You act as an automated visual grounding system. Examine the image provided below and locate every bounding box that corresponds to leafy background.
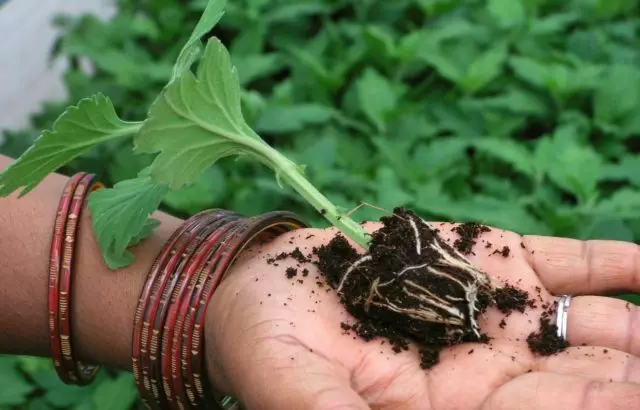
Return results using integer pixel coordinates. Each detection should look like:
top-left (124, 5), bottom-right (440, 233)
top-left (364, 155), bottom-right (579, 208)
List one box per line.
top-left (1, 0), bottom-right (639, 408)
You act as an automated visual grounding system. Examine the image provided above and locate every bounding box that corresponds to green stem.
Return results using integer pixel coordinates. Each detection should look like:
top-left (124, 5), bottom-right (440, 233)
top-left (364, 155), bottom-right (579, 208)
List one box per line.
top-left (249, 139), bottom-right (370, 250)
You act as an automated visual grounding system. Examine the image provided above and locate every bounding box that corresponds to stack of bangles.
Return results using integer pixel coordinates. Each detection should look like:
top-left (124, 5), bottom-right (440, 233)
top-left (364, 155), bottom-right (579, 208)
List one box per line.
top-left (48, 173), bottom-right (307, 409)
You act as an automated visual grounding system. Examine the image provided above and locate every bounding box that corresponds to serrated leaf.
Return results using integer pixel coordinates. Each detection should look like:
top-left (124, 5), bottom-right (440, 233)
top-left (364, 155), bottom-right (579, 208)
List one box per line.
top-left (356, 68), bottom-right (398, 133)
top-left (135, 38), bottom-right (262, 190)
top-left (88, 173), bottom-right (168, 269)
top-left (0, 94), bottom-right (141, 197)
top-left (92, 374), bottom-right (137, 410)
top-left (172, 0), bottom-right (226, 81)
top-left (255, 104), bottom-right (335, 133)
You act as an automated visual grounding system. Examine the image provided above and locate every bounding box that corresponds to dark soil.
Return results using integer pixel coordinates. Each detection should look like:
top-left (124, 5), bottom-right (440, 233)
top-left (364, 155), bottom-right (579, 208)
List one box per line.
top-left (452, 222), bottom-right (491, 255)
top-left (280, 207), bottom-right (569, 367)
top-left (527, 304), bottom-right (569, 355)
top-left (315, 208), bottom-right (494, 367)
top-left (494, 284), bottom-right (529, 315)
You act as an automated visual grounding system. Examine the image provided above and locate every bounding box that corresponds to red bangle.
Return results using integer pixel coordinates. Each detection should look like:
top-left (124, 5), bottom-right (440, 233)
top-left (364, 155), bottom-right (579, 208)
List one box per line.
top-left (133, 208), bottom-right (306, 409)
top-left (49, 173), bottom-right (85, 384)
top-left (134, 211), bottom-right (214, 408)
top-left (182, 211), bottom-right (306, 407)
top-left (164, 216), bottom-right (240, 408)
top-left (153, 212), bottom-right (238, 408)
top-left (133, 210), bottom-right (237, 409)
top-left (173, 218), bottom-right (243, 408)
top-left (49, 172), bottom-right (103, 385)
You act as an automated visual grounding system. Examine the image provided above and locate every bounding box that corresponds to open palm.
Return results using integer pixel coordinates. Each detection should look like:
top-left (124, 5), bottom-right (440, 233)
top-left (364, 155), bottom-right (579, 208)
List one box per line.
top-left (206, 222), bottom-right (640, 410)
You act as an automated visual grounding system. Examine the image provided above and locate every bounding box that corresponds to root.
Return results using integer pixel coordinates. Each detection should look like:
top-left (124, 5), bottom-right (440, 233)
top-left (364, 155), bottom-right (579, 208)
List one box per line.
top-left (337, 254), bottom-right (372, 294)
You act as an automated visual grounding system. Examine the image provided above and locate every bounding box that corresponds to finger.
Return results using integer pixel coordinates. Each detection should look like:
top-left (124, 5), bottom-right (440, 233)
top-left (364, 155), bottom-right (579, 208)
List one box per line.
top-left (537, 346), bottom-right (640, 384)
top-left (563, 296), bottom-right (640, 357)
top-left (522, 235), bottom-right (640, 295)
top-left (481, 372), bottom-right (640, 410)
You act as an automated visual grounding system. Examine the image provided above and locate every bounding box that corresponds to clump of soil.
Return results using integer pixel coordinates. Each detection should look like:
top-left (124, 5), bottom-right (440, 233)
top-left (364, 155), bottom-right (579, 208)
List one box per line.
top-left (289, 207), bottom-right (568, 368)
top-left (494, 284), bottom-right (529, 315)
top-left (492, 246), bottom-right (511, 257)
top-left (452, 222), bottom-right (491, 255)
top-left (527, 303), bottom-right (569, 355)
top-left (315, 208), bottom-right (494, 367)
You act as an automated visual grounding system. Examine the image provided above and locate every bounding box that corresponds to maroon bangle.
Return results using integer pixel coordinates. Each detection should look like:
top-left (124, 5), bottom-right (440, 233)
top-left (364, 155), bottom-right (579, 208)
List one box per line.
top-left (164, 215), bottom-right (240, 408)
top-left (49, 172), bottom-right (85, 384)
top-left (147, 212), bottom-right (222, 407)
top-left (58, 174), bottom-right (103, 385)
top-left (134, 210), bottom-right (236, 409)
top-left (49, 172), bottom-right (103, 386)
top-left (132, 212), bottom-right (201, 408)
top-left (173, 219), bottom-right (243, 408)
top-left (154, 212), bottom-right (238, 408)
top-left (183, 211), bottom-right (306, 407)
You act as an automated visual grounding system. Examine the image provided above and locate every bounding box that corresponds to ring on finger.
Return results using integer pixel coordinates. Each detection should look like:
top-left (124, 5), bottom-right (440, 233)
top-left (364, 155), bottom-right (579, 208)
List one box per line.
top-left (555, 295), bottom-right (573, 340)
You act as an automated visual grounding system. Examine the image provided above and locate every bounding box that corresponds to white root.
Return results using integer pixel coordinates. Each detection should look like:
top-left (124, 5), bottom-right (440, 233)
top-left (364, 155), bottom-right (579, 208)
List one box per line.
top-left (337, 255), bottom-right (372, 294)
top-left (408, 215), bottom-right (422, 255)
top-left (396, 263), bottom-right (428, 278)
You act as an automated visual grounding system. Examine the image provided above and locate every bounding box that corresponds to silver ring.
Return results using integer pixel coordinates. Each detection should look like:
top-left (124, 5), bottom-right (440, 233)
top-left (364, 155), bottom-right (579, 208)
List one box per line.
top-left (555, 295), bottom-right (572, 340)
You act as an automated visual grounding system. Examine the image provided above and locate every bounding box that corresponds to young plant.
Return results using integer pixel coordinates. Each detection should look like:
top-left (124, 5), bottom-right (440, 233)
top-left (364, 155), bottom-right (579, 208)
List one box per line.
top-left (0, 0), bottom-right (493, 352)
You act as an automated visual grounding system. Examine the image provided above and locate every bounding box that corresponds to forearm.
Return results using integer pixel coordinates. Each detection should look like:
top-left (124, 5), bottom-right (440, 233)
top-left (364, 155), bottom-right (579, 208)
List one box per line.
top-left (0, 154), bottom-right (183, 370)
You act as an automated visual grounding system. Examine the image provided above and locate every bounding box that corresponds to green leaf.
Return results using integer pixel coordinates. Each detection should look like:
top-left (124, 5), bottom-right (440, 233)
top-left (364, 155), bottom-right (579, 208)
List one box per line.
top-left (255, 104), bottom-right (335, 133)
top-left (0, 357), bottom-right (34, 406)
top-left (414, 184), bottom-right (546, 234)
top-left (591, 189), bottom-right (640, 219)
top-left (580, 218), bottom-right (635, 241)
top-left (488, 0), bottom-right (527, 28)
top-left (355, 68), bottom-right (399, 133)
top-left (30, 368), bottom-right (92, 407)
top-left (600, 156), bottom-right (640, 186)
top-left (92, 374), bottom-right (138, 410)
top-left (472, 138), bottom-right (535, 176)
top-left (460, 43), bottom-right (508, 92)
top-left (375, 166), bottom-right (414, 210)
top-left (88, 172), bottom-right (169, 269)
top-left (545, 132), bottom-right (602, 204)
top-left (163, 167), bottom-right (226, 214)
top-left (593, 64), bottom-right (640, 138)
top-left (0, 94), bottom-right (141, 197)
top-left (233, 53), bottom-right (284, 85)
top-left (172, 0), bottom-right (227, 80)
top-left (135, 38), bottom-right (261, 190)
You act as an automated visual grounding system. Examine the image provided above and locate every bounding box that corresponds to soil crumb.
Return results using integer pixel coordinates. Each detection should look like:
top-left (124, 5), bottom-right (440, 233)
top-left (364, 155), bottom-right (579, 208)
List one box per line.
top-left (452, 222), bottom-right (491, 255)
top-left (285, 267), bottom-right (297, 279)
top-left (492, 246), bottom-right (510, 257)
top-left (494, 284), bottom-right (529, 315)
top-left (526, 305), bottom-right (569, 355)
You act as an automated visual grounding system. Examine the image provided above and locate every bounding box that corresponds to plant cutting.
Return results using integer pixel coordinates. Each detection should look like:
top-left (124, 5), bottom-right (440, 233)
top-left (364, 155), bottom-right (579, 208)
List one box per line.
top-left (0, 0), bottom-right (561, 365)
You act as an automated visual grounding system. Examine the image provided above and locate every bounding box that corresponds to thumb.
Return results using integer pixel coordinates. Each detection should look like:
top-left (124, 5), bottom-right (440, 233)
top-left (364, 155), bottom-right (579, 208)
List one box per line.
top-left (220, 342), bottom-right (369, 410)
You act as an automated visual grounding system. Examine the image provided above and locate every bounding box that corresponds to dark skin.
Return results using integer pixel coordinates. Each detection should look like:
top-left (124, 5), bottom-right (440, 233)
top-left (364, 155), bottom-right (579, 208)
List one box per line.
top-left (0, 154), bottom-right (638, 409)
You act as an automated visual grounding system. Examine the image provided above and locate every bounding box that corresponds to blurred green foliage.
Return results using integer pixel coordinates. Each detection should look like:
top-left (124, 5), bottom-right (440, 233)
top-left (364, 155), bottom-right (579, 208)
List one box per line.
top-left (1, 0), bottom-right (639, 407)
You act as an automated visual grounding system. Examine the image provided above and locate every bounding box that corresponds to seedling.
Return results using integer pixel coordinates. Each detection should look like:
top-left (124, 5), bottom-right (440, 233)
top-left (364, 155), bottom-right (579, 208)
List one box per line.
top-left (0, 0), bottom-right (495, 357)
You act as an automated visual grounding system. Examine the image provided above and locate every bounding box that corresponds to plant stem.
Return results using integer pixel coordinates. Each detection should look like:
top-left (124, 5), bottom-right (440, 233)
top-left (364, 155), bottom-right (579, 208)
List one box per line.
top-left (252, 140), bottom-right (371, 250)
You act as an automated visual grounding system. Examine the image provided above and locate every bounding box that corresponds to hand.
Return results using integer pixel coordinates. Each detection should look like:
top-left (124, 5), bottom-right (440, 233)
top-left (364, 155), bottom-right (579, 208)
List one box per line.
top-left (204, 223), bottom-right (640, 409)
